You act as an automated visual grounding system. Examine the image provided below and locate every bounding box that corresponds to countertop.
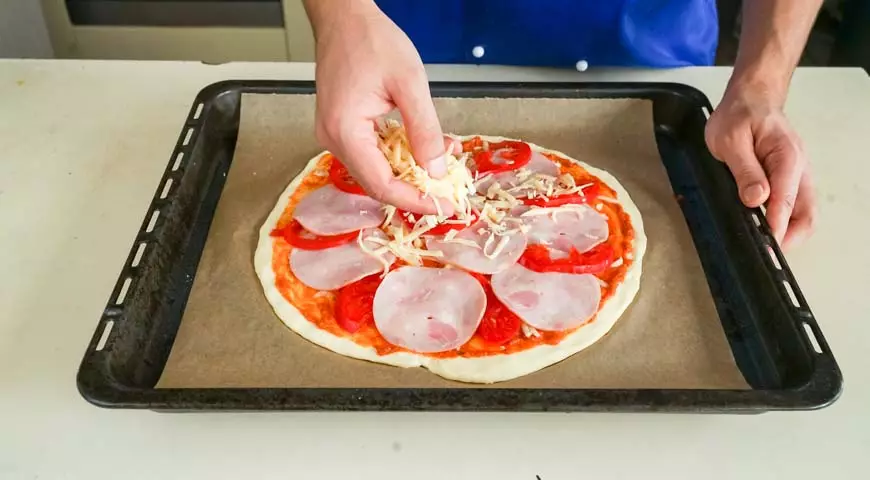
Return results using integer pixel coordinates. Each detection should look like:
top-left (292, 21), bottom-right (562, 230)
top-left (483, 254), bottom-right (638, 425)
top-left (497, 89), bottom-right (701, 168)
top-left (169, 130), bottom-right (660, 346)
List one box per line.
top-left (1, 60), bottom-right (868, 479)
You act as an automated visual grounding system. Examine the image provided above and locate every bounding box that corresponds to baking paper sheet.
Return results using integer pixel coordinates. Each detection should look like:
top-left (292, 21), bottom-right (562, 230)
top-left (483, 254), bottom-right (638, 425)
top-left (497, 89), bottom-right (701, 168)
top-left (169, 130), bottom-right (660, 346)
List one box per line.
top-left (156, 93), bottom-right (748, 389)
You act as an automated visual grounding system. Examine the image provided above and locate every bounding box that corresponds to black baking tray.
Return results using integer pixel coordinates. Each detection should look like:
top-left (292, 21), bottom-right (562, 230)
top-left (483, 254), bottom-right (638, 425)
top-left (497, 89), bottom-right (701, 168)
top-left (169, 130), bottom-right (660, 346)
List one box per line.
top-left (77, 80), bottom-right (842, 412)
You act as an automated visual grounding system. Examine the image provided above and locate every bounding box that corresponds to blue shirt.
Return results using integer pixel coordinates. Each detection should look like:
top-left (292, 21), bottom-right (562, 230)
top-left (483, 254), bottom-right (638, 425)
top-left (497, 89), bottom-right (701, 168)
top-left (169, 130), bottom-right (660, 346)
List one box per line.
top-left (375, 0), bottom-right (719, 68)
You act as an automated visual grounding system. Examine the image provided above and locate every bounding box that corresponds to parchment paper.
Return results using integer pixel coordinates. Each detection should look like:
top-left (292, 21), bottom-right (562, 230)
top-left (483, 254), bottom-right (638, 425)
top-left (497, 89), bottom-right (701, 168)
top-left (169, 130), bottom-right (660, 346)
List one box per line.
top-left (156, 94), bottom-right (748, 389)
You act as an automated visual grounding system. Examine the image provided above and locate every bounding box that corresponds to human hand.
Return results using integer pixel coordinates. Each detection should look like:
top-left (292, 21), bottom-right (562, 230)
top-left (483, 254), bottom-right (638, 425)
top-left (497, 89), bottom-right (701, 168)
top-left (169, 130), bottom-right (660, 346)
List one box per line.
top-left (307, 0), bottom-right (453, 214)
top-left (705, 84), bottom-right (816, 250)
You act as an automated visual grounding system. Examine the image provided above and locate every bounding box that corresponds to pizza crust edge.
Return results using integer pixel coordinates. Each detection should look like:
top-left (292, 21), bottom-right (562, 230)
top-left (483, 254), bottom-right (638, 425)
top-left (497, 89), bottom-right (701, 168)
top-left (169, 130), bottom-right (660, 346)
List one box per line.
top-left (254, 136), bottom-right (647, 384)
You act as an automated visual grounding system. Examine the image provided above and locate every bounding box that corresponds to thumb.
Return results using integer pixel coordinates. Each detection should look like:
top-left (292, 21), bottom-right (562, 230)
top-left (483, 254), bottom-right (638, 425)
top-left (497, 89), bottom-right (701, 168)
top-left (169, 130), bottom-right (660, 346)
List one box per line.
top-left (707, 127), bottom-right (770, 207)
top-left (389, 73), bottom-right (448, 178)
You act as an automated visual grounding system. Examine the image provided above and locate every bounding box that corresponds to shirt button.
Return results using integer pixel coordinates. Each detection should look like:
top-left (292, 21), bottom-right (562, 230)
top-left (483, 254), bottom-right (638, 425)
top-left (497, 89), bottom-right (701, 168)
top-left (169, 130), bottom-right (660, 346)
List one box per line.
top-left (575, 60), bottom-right (589, 72)
top-left (472, 45), bottom-right (485, 59)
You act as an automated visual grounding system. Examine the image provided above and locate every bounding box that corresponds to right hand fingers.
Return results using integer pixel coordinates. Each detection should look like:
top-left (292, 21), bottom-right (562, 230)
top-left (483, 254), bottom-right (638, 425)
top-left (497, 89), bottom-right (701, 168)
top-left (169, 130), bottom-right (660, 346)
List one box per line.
top-left (388, 69), bottom-right (448, 179)
top-left (706, 122), bottom-right (770, 208)
top-left (351, 142), bottom-right (455, 216)
top-left (782, 169), bottom-right (817, 251)
top-left (324, 122), bottom-right (454, 216)
top-left (760, 132), bottom-right (804, 244)
top-left (444, 135), bottom-right (461, 156)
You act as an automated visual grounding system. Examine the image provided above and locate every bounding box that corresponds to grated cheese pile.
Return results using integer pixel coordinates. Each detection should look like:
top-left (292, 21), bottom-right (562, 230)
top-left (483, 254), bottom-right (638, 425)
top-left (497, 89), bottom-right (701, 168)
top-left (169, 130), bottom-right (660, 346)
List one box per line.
top-left (376, 119), bottom-right (476, 219)
top-left (355, 131), bottom-right (615, 273)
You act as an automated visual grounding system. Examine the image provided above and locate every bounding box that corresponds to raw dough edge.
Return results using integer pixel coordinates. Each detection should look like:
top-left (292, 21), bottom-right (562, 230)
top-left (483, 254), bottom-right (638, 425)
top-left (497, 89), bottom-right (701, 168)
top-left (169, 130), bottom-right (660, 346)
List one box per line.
top-left (254, 136), bottom-right (647, 383)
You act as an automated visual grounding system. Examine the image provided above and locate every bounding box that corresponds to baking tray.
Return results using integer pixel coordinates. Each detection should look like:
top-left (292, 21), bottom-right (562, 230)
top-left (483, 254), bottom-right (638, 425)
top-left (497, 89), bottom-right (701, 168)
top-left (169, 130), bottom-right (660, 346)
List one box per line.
top-left (76, 80), bottom-right (843, 412)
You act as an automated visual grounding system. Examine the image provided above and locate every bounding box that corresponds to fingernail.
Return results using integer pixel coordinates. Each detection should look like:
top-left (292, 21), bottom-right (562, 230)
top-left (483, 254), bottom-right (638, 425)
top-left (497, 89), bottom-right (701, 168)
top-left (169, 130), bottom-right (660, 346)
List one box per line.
top-left (445, 136), bottom-right (461, 155)
top-left (426, 154), bottom-right (448, 178)
top-left (433, 197), bottom-right (455, 216)
top-left (743, 183), bottom-right (764, 204)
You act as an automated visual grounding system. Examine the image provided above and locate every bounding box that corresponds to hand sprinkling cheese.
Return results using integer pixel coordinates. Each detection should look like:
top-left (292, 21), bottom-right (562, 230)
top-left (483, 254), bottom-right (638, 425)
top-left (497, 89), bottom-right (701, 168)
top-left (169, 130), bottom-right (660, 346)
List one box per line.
top-left (377, 120), bottom-right (476, 221)
top-left (347, 122), bottom-right (484, 270)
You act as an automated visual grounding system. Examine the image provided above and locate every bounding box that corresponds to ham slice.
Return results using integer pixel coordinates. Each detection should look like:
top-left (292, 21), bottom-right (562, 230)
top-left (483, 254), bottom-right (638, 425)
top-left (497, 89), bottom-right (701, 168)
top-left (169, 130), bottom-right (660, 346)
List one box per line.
top-left (491, 263), bottom-right (601, 331)
top-left (293, 184), bottom-right (385, 236)
top-left (476, 151), bottom-right (560, 192)
top-left (425, 222), bottom-right (527, 274)
top-left (289, 229), bottom-right (394, 291)
top-left (520, 204), bottom-right (608, 258)
top-left (373, 267), bottom-right (486, 353)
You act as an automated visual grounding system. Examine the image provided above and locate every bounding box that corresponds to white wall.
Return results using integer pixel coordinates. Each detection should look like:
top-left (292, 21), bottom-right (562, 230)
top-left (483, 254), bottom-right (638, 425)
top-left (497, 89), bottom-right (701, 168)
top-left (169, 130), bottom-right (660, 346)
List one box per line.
top-left (0, 0), bottom-right (54, 58)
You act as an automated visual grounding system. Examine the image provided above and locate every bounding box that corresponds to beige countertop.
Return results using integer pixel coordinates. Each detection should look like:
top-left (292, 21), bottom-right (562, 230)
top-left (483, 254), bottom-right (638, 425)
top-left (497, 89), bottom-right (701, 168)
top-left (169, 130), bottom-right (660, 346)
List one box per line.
top-left (1, 60), bottom-right (868, 479)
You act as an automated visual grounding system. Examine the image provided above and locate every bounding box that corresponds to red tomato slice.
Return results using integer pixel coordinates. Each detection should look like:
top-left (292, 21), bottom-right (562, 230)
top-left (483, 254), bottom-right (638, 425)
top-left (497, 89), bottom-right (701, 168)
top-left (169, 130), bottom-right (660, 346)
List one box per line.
top-left (329, 158), bottom-right (367, 195)
top-left (334, 274), bottom-right (382, 333)
top-left (518, 243), bottom-right (614, 275)
top-left (270, 220), bottom-right (358, 250)
top-left (461, 136), bottom-right (484, 153)
top-left (469, 272), bottom-right (522, 345)
top-left (521, 184), bottom-right (601, 207)
top-left (474, 141), bottom-right (533, 174)
top-left (397, 210), bottom-right (478, 236)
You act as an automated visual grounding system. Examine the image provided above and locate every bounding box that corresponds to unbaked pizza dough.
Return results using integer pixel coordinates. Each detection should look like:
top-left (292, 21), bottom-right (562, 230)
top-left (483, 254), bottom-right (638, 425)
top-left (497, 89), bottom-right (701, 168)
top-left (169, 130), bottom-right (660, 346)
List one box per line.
top-left (254, 135), bottom-right (647, 383)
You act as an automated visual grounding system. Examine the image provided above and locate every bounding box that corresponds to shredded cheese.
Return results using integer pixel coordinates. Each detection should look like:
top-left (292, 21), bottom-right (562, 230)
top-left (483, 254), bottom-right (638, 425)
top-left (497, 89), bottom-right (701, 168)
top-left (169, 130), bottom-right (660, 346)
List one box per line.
top-left (504, 171), bottom-right (594, 201)
top-left (356, 131), bottom-right (621, 276)
top-left (404, 222), bottom-right (436, 243)
top-left (452, 238), bottom-right (482, 249)
top-left (521, 323), bottom-right (541, 338)
top-left (377, 120), bottom-right (475, 222)
top-left (485, 235), bottom-right (511, 259)
top-left (382, 205), bottom-right (397, 227)
top-left (519, 204), bottom-right (588, 217)
top-left (515, 168), bottom-right (533, 182)
top-left (357, 231), bottom-right (393, 276)
top-left (482, 233), bottom-right (496, 256)
top-left (357, 220), bottom-right (447, 268)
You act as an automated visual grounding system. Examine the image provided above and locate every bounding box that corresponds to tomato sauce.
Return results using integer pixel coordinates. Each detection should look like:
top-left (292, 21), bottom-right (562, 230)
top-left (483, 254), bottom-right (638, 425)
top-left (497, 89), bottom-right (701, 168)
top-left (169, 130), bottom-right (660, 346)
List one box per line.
top-left (271, 146), bottom-right (636, 358)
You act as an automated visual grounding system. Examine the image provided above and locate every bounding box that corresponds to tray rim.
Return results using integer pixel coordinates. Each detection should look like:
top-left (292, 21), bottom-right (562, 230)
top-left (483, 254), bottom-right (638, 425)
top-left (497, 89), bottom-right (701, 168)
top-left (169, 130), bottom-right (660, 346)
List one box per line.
top-left (76, 79), bottom-right (843, 412)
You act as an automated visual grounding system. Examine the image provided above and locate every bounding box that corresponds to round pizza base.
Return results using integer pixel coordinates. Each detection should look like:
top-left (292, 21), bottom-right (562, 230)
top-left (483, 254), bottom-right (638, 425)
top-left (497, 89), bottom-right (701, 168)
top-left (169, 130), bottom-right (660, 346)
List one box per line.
top-left (254, 135), bottom-right (647, 384)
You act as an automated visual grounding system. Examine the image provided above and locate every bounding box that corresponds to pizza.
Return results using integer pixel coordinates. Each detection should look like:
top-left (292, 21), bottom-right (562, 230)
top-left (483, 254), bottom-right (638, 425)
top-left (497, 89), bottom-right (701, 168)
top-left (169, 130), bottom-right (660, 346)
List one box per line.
top-left (254, 122), bottom-right (646, 383)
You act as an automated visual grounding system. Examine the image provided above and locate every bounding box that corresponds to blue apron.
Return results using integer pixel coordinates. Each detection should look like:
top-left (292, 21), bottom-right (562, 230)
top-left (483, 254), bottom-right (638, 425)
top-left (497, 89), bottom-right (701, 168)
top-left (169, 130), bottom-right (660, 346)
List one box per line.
top-left (375, 0), bottom-right (718, 68)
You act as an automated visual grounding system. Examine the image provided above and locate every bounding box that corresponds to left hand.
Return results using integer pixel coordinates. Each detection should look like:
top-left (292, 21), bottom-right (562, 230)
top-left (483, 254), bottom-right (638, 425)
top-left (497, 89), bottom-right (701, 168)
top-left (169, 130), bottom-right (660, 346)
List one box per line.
top-left (705, 84), bottom-right (817, 250)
